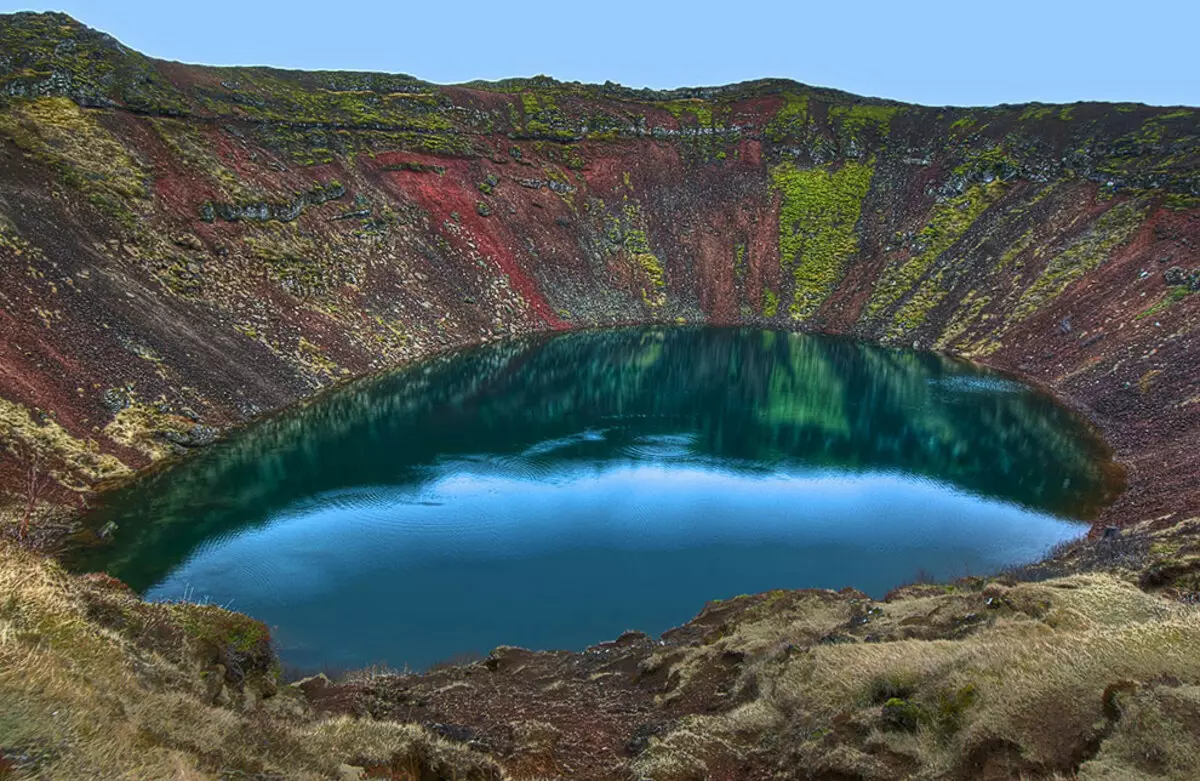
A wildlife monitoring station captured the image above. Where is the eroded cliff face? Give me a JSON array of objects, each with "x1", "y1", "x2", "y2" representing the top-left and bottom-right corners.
[{"x1": 0, "y1": 11, "x2": 1197, "y2": 531}]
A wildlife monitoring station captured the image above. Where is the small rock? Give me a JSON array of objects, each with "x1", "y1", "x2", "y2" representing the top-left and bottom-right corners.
[
  {"x1": 336, "y1": 763, "x2": 366, "y2": 781},
  {"x1": 173, "y1": 233, "x2": 204, "y2": 251},
  {"x1": 614, "y1": 630, "x2": 650, "y2": 647},
  {"x1": 293, "y1": 672, "x2": 332, "y2": 698}
]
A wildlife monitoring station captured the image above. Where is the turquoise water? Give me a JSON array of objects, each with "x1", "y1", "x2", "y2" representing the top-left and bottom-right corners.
[{"x1": 73, "y1": 328, "x2": 1119, "y2": 672}]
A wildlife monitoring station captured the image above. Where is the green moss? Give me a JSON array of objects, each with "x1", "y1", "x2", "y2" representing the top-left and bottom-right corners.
[
  {"x1": 0, "y1": 13, "x2": 189, "y2": 113},
  {"x1": 661, "y1": 99, "x2": 714, "y2": 127},
  {"x1": 562, "y1": 145, "x2": 585, "y2": 170},
  {"x1": 771, "y1": 160, "x2": 874, "y2": 319},
  {"x1": 190, "y1": 67, "x2": 450, "y2": 134},
  {"x1": 514, "y1": 90, "x2": 577, "y2": 139},
  {"x1": 477, "y1": 173, "x2": 499, "y2": 195},
  {"x1": 935, "y1": 290, "x2": 992, "y2": 350},
  {"x1": 602, "y1": 201, "x2": 666, "y2": 305},
  {"x1": 949, "y1": 115, "x2": 976, "y2": 132},
  {"x1": 1136, "y1": 286, "x2": 1193, "y2": 320},
  {"x1": 1012, "y1": 198, "x2": 1148, "y2": 321},
  {"x1": 953, "y1": 147, "x2": 1020, "y2": 181},
  {"x1": 1019, "y1": 106, "x2": 1057, "y2": 121},
  {"x1": 380, "y1": 160, "x2": 445, "y2": 175},
  {"x1": 828, "y1": 103, "x2": 900, "y2": 141},
  {"x1": 867, "y1": 180, "x2": 1005, "y2": 325},
  {"x1": 0, "y1": 97, "x2": 147, "y2": 224},
  {"x1": 885, "y1": 280, "x2": 950, "y2": 339},
  {"x1": 765, "y1": 93, "x2": 810, "y2": 142},
  {"x1": 763, "y1": 288, "x2": 780, "y2": 317},
  {"x1": 521, "y1": 92, "x2": 542, "y2": 116},
  {"x1": 1165, "y1": 193, "x2": 1200, "y2": 211},
  {"x1": 881, "y1": 697, "x2": 925, "y2": 732},
  {"x1": 168, "y1": 602, "x2": 271, "y2": 656},
  {"x1": 997, "y1": 227, "x2": 1037, "y2": 270}
]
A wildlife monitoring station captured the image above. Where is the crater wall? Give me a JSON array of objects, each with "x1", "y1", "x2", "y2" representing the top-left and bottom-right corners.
[{"x1": 0, "y1": 12, "x2": 1197, "y2": 532}]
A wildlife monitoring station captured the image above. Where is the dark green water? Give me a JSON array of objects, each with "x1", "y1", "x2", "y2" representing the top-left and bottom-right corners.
[{"x1": 73, "y1": 327, "x2": 1120, "y2": 672}]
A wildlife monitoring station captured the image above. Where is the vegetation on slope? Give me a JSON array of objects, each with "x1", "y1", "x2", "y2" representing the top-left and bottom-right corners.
[
  {"x1": 771, "y1": 160, "x2": 874, "y2": 319},
  {"x1": 0, "y1": 8, "x2": 1196, "y2": 780},
  {"x1": 630, "y1": 562, "x2": 1200, "y2": 781},
  {"x1": 0, "y1": 539, "x2": 503, "y2": 780}
]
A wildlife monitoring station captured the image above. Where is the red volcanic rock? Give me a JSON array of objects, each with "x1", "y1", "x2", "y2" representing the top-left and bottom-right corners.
[{"x1": 0, "y1": 10, "x2": 1195, "y2": 543}]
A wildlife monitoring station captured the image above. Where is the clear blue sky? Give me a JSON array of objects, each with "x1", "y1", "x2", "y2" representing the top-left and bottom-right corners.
[{"x1": 5, "y1": 1, "x2": 1198, "y2": 106}]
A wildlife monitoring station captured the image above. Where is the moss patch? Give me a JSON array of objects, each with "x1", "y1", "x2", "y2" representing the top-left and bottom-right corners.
[
  {"x1": 867, "y1": 180, "x2": 1005, "y2": 330},
  {"x1": 771, "y1": 160, "x2": 874, "y2": 320},
  {"x1": 0, "y1": 397, "x2": 129, "y2": 491},
  {"x1": 1012, "y1": 198, "x2": 1147, "y2": 321},
  {"x1": 0, "y1": 97, "x2": 147, "y2": 223}
]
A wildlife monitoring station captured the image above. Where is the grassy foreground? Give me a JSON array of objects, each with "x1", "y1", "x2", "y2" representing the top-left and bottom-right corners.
[
  {"x1": 2, "y1": 520, "x2": 1200, "y2": 779},
  {"x1": 0, "y1": 540, "x2": 502, "y2": 780}
]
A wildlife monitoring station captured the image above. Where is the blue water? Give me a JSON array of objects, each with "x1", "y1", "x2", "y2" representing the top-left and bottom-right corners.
[{"x1": 74, "y1": 327, "x2": 1119, "y2": 672}]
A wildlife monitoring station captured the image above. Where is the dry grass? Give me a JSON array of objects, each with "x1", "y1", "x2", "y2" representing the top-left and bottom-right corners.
[
  {"x1": 4, "y1": 519, "x2": 1200, "y2": 779},
  {"x1": 0, "y1": 396, "x2": 130, "y2": 490},
  {"x1": 0, "y1": 541, "x2": 504, "y2": 780},
  {"x1": 0, "y1": 97, "x2": 148, "y2": 218},
  {"x1": 631, "y1": 574, "x2": 1200, "y2": 780}
]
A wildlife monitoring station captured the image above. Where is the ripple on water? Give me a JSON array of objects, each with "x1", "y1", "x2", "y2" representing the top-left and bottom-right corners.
[{"x1": 930, "y1": 375, "x2": 1027, "y2": 395}]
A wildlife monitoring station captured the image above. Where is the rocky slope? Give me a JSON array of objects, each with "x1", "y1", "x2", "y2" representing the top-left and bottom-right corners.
[
  {"x1": 0, "y1": 10, "x2": 1199, "y2": 780},
  {"x1": 0, "y1": 12, "x2": 1196, "y2": 532}
]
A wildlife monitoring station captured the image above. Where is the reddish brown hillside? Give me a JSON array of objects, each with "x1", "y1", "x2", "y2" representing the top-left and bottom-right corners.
[{"x1": 0, "y1": 10, "x2": 1196, "y2": 536}]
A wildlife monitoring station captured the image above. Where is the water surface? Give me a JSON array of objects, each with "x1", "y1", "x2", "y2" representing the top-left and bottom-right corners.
[{"x1": 74, "y1": 328, "x2": 1119, "y2": 671}]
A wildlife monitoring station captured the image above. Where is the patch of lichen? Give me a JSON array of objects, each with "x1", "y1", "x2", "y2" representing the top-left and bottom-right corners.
[
  {"x1": 515, "y1": 90, "x2": 578, "y2": 140},
  {"x1": 765, "y1": 92, "x2": 810, "y2": 142},
  {"x1": 997, "y1": 227, "x2": 1037, "y2": 270},
  {"x1": 935, "y1": 290, "x2": 993, "y2": 350},
  {"x1": 0, "y1": 12, "x2": 189, "y2": 114},
  {"x1": 0, "y1": 396, "x2": 130, "y2": 492},
  {"x1": 103, "y1": 400, "x2": 202, "y2": 461},
  {"x1": 885, "y1": 279, "x2": 951, "y2": 340},
  {"x1": 660, "y1": 99, "x2": 714, "y2": 128},
  {"x1": 603, "y1": 201, "x2": 666, "y2": 306},
  {"x1": 1012, "y1": 198, "x2": 1148, "y2": 321},
  {"x1": 0, "y1": 97, "x2": 148, "y2": 223},
  {"x1": 762, "y1": 288, "x2": 780, "y2": 317},
  {"x1": 655, "y1": 97, "x2": 738, "y2": 161},
  {"x1": 190, "y1": 66, "x2": 452, "y2": 132},
  {"x1": 1019, "y1": 106, "x2": 1057, "y2": 122},
  {"x1": 1089, "y1": 109, "x2": 1200, "y2": 193},
  {"x1": 250, "y1": 118, "x2": 474, "y2": 166},
  {"x1": 867, "y1": 180, "x2": 1006, "y2": 324},
  {"x1": 243, "y1": 226, "x2": 359, "y2": 299},
  {"x1": 1164, "y1": 193, "x2": 1200, "y2": 211},
  {"x1": 770, "y1": 159, "x2": 874, "y2": 319},
  {"x1": 953, "y1": 147, "x2": 1021, "y2": 182},
  {"x1": 1136, "y1": 285, "x2": 1193, "y2": 321},
  {"x1": 147, "y1": 118, "x2": 257, "y2": 200},
  {"x1": 828, "y1": 103, "x2": 901, "y2": 147},
  {"x1": 296, "y1": 336, "x2": 343, "y2": 380},
  {"x1": 0, "y1": 212, "x2": 45, "y2": 259}
]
